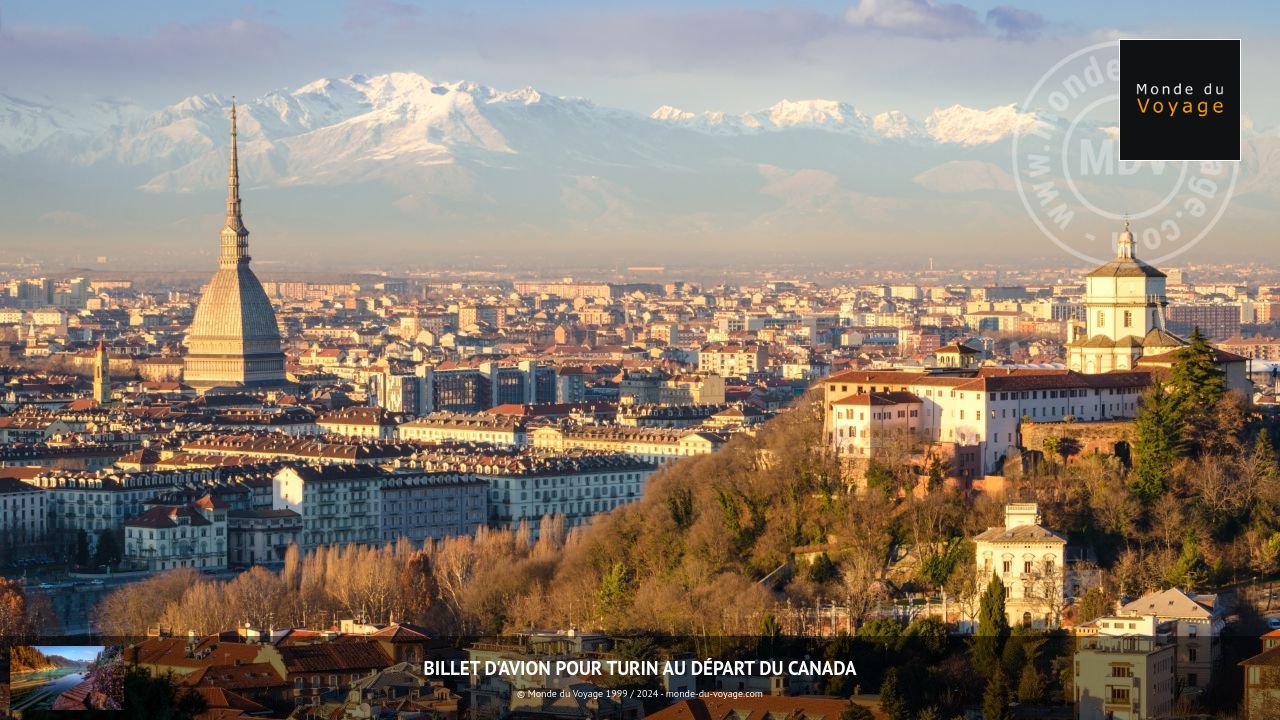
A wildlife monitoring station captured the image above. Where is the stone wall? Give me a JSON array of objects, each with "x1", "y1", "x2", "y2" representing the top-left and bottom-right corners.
[{"x1": 1019, "y1": 419, "x2": 1135, "y2": 467}]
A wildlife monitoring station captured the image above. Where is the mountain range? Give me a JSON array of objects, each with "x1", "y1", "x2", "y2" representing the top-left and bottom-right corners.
[{"x1": 1, "y1": 71, "x2": 1275, "y2": 267}]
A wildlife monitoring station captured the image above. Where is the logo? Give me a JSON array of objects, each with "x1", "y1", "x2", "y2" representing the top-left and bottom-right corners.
[{"x1": 1012, "y1": 41, "x2": 1238, "y2": 265}]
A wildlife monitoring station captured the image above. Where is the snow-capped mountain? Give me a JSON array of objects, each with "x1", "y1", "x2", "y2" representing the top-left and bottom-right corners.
[
  {"x1": 0, "y1": 73, "x2": 1050, "y2": 189},
  {"x1": 0, "y1": 71, "x2": 1271, "y2": 264}
]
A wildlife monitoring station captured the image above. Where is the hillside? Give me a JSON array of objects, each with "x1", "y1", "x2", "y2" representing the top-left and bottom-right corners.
[{"x1": 10, "y1": 646, "x2": 85, "y2": 674}]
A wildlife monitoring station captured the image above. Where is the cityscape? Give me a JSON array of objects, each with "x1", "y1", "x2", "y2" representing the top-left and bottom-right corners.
[{"x1": 3, "y1": 1, "x2": 1280, "y2": 720}]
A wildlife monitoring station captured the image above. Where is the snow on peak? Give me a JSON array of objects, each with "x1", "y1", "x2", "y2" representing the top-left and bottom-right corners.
[
  {"x1": 872, "y1": 110, "x2": 926, "y2": 141},
  {"x1": 760, "y1": 99, "x2": 868, "y2": 131},
  {"x1": 651, "y1": 105, "x2": 695, "y2": 122},
  {"x1": 924, "y1": 103, "x2": 1043, "y2": 145}
]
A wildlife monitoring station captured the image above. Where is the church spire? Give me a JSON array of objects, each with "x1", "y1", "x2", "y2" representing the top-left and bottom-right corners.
[
  {"x1": 1116, "y1": 217, "x2": 1135, "y2": 260},
  {"x1": 219, "y1": 97, "x2": 250, "y2": 268}
]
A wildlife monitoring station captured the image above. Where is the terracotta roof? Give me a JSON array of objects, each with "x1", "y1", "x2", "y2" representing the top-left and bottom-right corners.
[
  {"x1": 181, "y1": 662, "x2": 286, "y2": 690},
  {"x1": 1240, "y1": 644, "x2": 1280, "y2": 668},
  {"x1": 125, "y1": 505, "x2": 213, "y2": 529},
  {"x1": 132, "y1": 637, "x2": 263, "y2": 669},
  {"x1": 280, "y1": 641, "x2": 391, "y2": 673},
  {"x1": 831, "y1": 391, "x2": 922, "y2": 407}
]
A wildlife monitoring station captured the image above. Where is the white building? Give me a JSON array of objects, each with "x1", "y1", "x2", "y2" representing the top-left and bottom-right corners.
[
  {"x1": 973, "y1": 503, "x2": 1067, "y2": 629},
  {"x1": 824, "y1": 368, "x2": 1148, "y2": 477},
  {"x1": 398, "y1": 413, "x2": 528, "y2": 447},
  {"x1": 273, "y1": 464, "x2": 384, "y2": 551},
  {"x1": 316, "y1": 407, "x2": 400, "y2": 440},
  {"x1": 1120, "y1": 588, "x2": 1224, "y2": 693},
  {"x1": 1074, "y1": 614, "x2": 1177, "y2": 720},
  {"x1": 124, "y1": 495, "x2": 228, "y2": 572},
  {"x1": 529, "y1": 425, "x2": 725, "y2": 465},
  {"x1": 227, "y1": 508, "x2": 302, "y2": 566},
  {"x1": 0, "y1": 476, "x2": 46, "y2": 550},
  {"x1": 380, "y1": 471, "x2": 488, "y2": 544},
  {"x1": 480, "y1": 454, "x2": 655, "y2": 537},
  {"x1": 698, "y1": 342, "x2": 767, "y2": 378}
]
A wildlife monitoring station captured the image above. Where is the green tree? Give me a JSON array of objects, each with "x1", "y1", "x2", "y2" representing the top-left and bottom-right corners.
[
  {"x1": 74, "y1": 529, "x2": 91, "y2": 567},
  {"x1": 1131, "y1": 381, "x2": 1185, "y2": 503},
  {"x1": 1166, "y1": 532, "x2": 1209, "y2": 591},
  {"x1": 1168, "y1": 327, "x2": 1227, "y2": 454},
  {"x1": 926, "y1": 456, "x2": 946, "y2": 491},
  {"x1": 878, "y1": 668, "x2": 911, "y2": 720},
  {"x1": 982, "y1": 670, "x2": 1011, "y2": 720},
  {"x1": 1074, "y1": 586, "x2": 1115, "y2": 625},
  {"x1": 1169, "y1": 327, "x2": 1227, "y2": 411},
  {"x1": 839, "y1": 704, "x2": 875, "y2": 720},
  {"x1": 94, "y1": 530, "x2": 120, "y2": 567},
  {"x1": 1042, "y1": 436, "x2": 1060, "y2": 470},
  {"x1": 1017, "y1": 664, "x2": 1043, "y2": 703},
  {"x1": 975, "y1": 572, "x2": 1010, "y2": 670},
  {"x1": 808, "y1": 552, "x2": 837, "y2": 584},
  {"x1": 595, "y1": 562, "x2": 633, "y2": 615},
  {"x1": 904, "y1": 616, "x2": 948, "y2": 658}
]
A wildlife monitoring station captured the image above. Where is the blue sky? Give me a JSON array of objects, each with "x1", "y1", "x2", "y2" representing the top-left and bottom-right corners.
[
  {"x1": 3, "y1": 0, "x2": 1277, "y2": 120},
  {"x1": 30, "y1": 645, "x2": 104, "y2": 663}
]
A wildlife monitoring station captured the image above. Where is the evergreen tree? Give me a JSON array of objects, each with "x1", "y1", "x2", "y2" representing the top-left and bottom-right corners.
[
  {"x1": 1169, "y1": 327, "x2": 1227, "y2": 410},
  {"x1": 878, "y1": 668, "x2": 911, "y2": 720},
  {"x1": 839, "y1": 704, "x2": 875, "y2": 720},
  {"x1": 808, "y1": 552, "x2": 837, "y2": 583},
  {"x1": 974, "y1": 573, "x2": 1010, "y2": 670},
  {"x1": 1017, "y1": 664, "x2": 1043, "y2": 703},
  {"x1": 74, "y1": 529, "x2": 91, "y2": 567},
  {"x1": 1168, "y1": 327, "x2": 1228, "y2": 454},
  {"x1": 982, "y1": 670, "x2": 1011, "y2": 720},
  {"x1": 94, "y1": 530, "x2": 120, "y2": 567},
  {"x1": 1166, "y1": 532, "x2": 1209, "y2": 591},
  {"x1": 1131, "y1": 381, "x2": 1185, "y2": 503}
]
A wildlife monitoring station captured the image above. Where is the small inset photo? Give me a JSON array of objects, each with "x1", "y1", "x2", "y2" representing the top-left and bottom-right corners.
[{"x1": 8, "y1": 646, "x2": 123, "y2": 714}]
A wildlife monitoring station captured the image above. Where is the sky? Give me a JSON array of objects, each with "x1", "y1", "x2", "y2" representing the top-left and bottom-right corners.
[
  {"x1": 30, "y1": 645, "x2": 104, "y2": 663},
  {"x1": 3, "y1": 0, "x2": 1278, "y2": 120},
  {"x1": 2, "y1": 0, "x2": 1279, "y2": 269}
]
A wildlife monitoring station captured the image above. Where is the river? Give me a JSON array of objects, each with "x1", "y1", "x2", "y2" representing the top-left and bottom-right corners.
[{"x1": 9, "y1": 668, "x2": 86, "y2": 711}]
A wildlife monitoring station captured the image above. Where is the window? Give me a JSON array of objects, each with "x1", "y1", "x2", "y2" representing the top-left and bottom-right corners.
[
  {"x1": 1024, "y1": 560, "x2": 1033, "y2": 574},
  {"x1": 1097, "y1": 310, "x2": 1105, "y2": 326},
  {"x1": 1123, "y1": 310, "x2": 1133, "y2": 327},
  {"x1": 1111, "y1": 665, "x2": 1132, "y2": 678},
  {"x1": 1109, "y1": 687, "x2": 1130, "y2": 703},
  {"x1": 1002, "y1": 560, "x2": 1011, "y2": 573}
]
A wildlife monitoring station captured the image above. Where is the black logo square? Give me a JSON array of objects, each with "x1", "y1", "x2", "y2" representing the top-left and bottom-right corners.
[{"x1": 1120, "y1": 39, "x2": 1240, "y2": 161}]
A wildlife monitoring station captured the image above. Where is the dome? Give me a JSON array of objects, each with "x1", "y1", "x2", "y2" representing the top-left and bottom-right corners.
[{"x1": 187, "y1": 264, "x2": 282, "y2": 353}]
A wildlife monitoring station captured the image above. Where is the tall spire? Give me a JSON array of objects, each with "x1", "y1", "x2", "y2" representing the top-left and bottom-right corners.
[{"x1": 219, "y1": 97, "x2": 250, "y2": 268}]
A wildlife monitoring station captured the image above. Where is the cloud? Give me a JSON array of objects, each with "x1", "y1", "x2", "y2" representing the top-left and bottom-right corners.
[
  {"x1": 985, "y1": 6, "x2": 1045, "y2": 41},
  {"x1": 344, "y1": 0, "x2": 423, "y2": 31},
  {"x1": 845, "y1": 0, "x2": 983, "y2": 40}
]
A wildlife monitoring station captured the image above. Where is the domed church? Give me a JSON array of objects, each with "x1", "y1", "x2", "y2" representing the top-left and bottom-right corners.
[
  {"x1": 1067, "y1": 221, "x2": 1187, "y2": 374},
  {"x1": 183, "y1": 102, "x2": 287, "y2": 392}
]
